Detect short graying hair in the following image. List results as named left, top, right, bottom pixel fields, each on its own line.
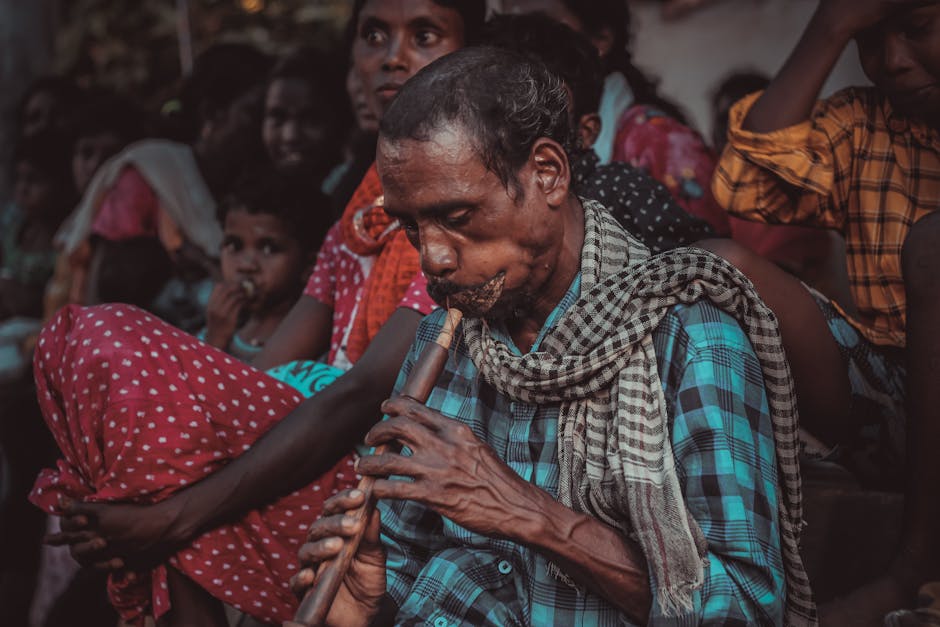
left=379, top=46, right=572, bottom=200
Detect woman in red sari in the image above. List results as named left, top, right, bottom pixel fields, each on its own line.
left=32, top=1, right=484, bottom=625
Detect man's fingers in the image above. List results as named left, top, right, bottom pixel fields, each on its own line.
left=380, top=396, right=450, bottom=431
left=371, top=478, right=424, bottom=503
left=304, top=513, right=363, bottom=544
left=59, top=513, right=90, bottom=532
left=320, top=489, right=365, bottom=517
left=69, top=537, right=109, bottom=562
left=364, top=414, right=437, bottom=450
left=297, top=536, right=344, bottom=568
left=44, top=530, right=97, bottom=546
left=355, top=452, right=422, bottom=479
left=290, top=567, right=316, bottom=597
left=91, top=557, right=125, bottom=572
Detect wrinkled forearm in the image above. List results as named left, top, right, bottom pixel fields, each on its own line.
left=509, top=487, right=652, bottom=624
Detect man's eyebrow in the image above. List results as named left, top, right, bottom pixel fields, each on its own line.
left=385, top=201, right=475, bottom=220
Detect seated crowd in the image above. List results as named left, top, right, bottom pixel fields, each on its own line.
left=1, top=0, right=938, bottom=626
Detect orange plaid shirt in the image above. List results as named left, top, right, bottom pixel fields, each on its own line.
left=713, top=87, right=940, bottom=348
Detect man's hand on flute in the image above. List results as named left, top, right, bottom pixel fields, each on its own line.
left=360, top=396, right=548, bottom=541
left=293, top=489, right=387, bottom=627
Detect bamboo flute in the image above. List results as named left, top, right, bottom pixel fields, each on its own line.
left=287, top=308, right=463, bottom=627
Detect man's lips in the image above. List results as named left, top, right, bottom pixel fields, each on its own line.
left=426, top=272, right=507, bottom=318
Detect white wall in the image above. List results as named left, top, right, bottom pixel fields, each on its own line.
left=629, top=0, right=870, bottom=135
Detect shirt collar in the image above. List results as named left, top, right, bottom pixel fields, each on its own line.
left=491, top=273, right=583, bottom=356
left=884, top=97, right=940, bottom=149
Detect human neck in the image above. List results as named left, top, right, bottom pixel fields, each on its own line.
left=240, top=297, right=295, bottom=346
left=506, top=196, right=585, bottom=353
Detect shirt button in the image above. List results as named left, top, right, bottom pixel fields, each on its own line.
left=433, top=617, right=449, bottom=627
left=497, top=560, right=513, bottom=575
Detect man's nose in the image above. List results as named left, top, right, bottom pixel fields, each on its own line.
left=420, top=232, right=457, bottom=279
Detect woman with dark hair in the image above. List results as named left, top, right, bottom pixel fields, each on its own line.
left=503, top=0, right=731, bottom=235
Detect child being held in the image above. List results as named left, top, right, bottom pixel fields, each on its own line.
left=201, top=167, right=332, bottom=362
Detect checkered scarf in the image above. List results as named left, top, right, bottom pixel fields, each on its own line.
left=462, top=199, right=815, bottom=625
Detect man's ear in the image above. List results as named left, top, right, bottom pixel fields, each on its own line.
left=530, top=138, right=570, bottom=206
left=589, top=26, right=615, bottom=60
left=577, top=113, right=601, bottom=150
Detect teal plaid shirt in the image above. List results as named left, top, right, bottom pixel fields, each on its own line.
left=379, top=275, right=786, bottom=626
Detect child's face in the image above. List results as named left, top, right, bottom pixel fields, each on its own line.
left=73, top=131, right=124, bottom=195
left=13, top=161, right=58, bottom=218
left=220, top=208, right=307, bottom=313
left=262, top=77, right=331, bottom=170
left=856, top=4, right=940, bottom=126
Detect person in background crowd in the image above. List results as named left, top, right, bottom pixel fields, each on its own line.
left=15, top=76, right=84, bottom=141
left=711, top=69, right=853, bottom=305
left=69, top=89, right=147, bottom=197
left=1, top=131, right=76, bottom=321
left=262, top=48, right=350, bottom=188
left=36, top=2, right=484, bottom=625
left=706, top=1, right=940, bottom=623
left=710, top=70, right=770, bottom=154
left=201, top=168, right=333, bottom=362
left=59, top=43, right=272, bottom=333
left=501, top=0, right=730, bottom=236
left=482, top=13, right=713, bottom=253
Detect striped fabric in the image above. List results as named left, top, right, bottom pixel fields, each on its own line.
left=713, top=87, right=940, bottom=349
left=461, top=199, right=813, bottom=625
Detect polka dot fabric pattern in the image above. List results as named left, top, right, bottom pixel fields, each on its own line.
left=29, top=304, right=359, bottom=625
left=304, top=221, right=434, bottom=367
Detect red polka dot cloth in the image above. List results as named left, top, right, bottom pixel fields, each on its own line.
left=29, top=304, right=359, bottom=625
left=304, top=220, right=433, bottom=369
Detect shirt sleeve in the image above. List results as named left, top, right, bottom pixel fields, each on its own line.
left=396, top=270, right=437, bottom=316
left=302, top=221, right=342, bottom=307
left=653, top=303, right=786, bottom=625
left=712, top=88, right=867, bottom=231
left=613, top=105, right=730, bottom=237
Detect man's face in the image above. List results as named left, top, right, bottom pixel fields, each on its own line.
left=378, top=125, right=567, bottom=320
left=352, top=0, right=466, bottom=118
left=857, top=3, right=940, bottom=126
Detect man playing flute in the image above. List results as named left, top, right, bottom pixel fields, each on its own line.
left=297, top=46, right=815, bottom=627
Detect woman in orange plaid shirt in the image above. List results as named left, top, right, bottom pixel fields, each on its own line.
left=704, top=0, right=940, bottom=624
